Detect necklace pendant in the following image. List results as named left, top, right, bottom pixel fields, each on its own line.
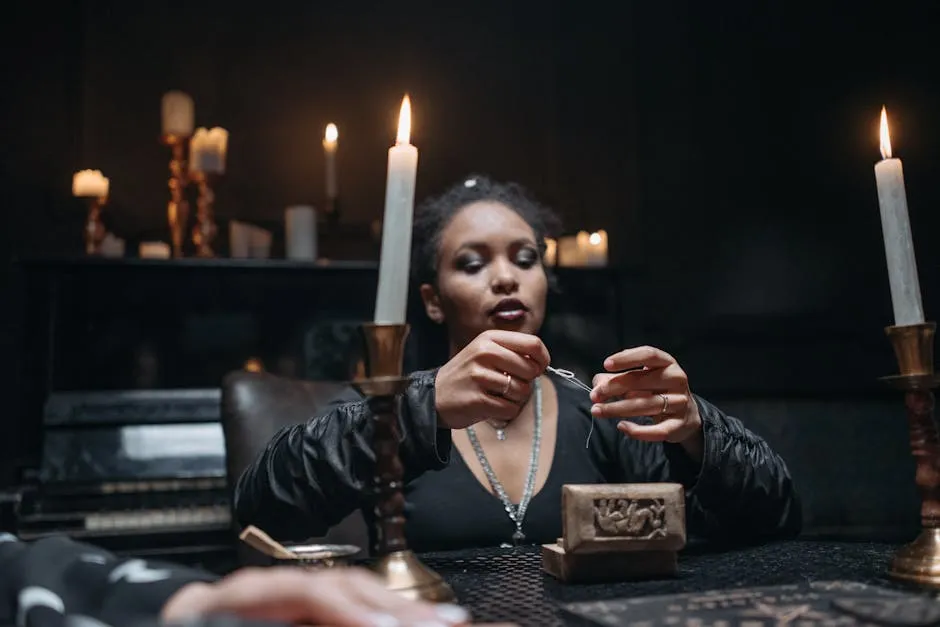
left=495, top=428, right=506, bottom=441
left=512, top=529, right=526, bottom=544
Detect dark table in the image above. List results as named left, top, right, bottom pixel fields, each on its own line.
left=419, top=540, right=916, bottom=626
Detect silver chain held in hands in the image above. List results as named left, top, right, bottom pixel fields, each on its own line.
left=466, top=378, right=542, bottom=546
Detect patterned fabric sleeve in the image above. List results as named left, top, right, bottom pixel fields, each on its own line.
left=0, top=533, right=217, bottom=627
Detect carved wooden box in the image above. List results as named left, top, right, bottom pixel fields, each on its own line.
left=561, top=483, right=686, bottom=554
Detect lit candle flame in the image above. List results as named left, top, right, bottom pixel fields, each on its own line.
left=324, top=123, right=338, bottom=143
left=879, top=106, right=893, bottom=160
left=396, top=95, right=412, bottom=145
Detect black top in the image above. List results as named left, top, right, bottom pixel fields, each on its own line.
left=405, top=377, right=646, bottom=551
left=234, top=370, right=802, bottom=550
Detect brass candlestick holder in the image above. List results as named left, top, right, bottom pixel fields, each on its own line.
left=190, top=171, right=219, bottom=258
left=353, top=323, right=455, bottom=602
left=882, top=322, right=940, bottom=586
left=83, top=195, right=108, bottom=255
left=161, top=133, right=191, bottom=258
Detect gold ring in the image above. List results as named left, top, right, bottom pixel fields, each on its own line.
left=658, top=393, right=669, bottom=416
left=502, top=372, right=513, bottom=397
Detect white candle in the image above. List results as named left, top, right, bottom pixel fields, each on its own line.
left=585, top=230, right=608, bottom=267
left=140, top=241, right=171, bottom=259
left=557, top=235, right=580, bottom=267
left=874, top=106, right=924, bottom=326
left=72, top=169, right=109, bottom=198
left=285, top=205, right=318, bottom=261
left=374, top=95, right=419, bottom=324
left=544, top=238, right=557, bottom=267
left=161, top=91, right=195, bottom=136
left=189, top=127, right=229, bottom=174
left=323, top=123, right=339, bottom=199
left=576, top=230, right=591, bottom=266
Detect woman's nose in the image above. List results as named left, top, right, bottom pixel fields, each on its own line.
left=490, top=260, right=519, bottom=294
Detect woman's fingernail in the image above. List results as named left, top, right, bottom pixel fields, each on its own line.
left=591, top=404, right=603, bottom=416
left=435, top=604, right=470, bottom=623
left=367, top=614, right=401, bottom=627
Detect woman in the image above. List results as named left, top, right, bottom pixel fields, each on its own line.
left=234, top=175, right=801, bottom=552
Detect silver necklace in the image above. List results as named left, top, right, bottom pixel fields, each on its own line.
left=466, top=378, right=542, bottom=546
left=485, top=419, right=509, bottom=440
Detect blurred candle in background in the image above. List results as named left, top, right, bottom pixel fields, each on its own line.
left=585, top=230, right=608, bottom=267
left=72, top=169, right=109, bottom=198
left=161, top=91, right=194, bottom=136
left=323, top=123, right=339, bottom=199
left=190, top=127, right=229, bottom=174
left=544, top=238, right=557, bottom=266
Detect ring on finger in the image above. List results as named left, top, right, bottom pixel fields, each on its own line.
left=501, top=372, right=513, bottom=397
left=657, top=393, right=669, bottom=416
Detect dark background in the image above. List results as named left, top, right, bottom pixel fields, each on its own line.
left=1, top=0, right=938, bottom=535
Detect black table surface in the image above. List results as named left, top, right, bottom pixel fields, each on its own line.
left=418, top=539, right=919, bottom=626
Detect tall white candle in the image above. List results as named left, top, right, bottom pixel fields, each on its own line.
left=189, top=127, right=229, bottom=174
left=374, top=95, right=418, bottom=324
left=323, top=123, right=339, bottom=199
left=874, top=106, right=924, bottom=326
left=161, top=91, right=194, bottom=136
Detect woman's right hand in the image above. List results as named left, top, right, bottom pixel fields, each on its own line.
left=434, top=330, right=551, bottom=429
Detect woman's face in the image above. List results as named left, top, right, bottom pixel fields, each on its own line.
left=420, top=201, right=548, bottom=352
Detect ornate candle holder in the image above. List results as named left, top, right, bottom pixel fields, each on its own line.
left=353, top=323, right=455, bottom=602
left=882, top=322, right=940, bottom=586
left=161, top=133, right=191, bottom=258
left=190, top=171, right=219, bottom=258
left=83, top=195, right=107, bottom=255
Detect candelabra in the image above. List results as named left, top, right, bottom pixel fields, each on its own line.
left=83, top=195, right=108, bottom=255
left=353, top=323, right=455, bottom=602
left=161, top=133, right=191, bottom=258
left=882, top=322, right=940, bottom=586
left=191, top=171, right=219, bottom=258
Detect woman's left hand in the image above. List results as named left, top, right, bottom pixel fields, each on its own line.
left=590, top=346, right=703, bottom=454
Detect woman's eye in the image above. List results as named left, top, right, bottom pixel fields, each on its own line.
left=516, top=249, right=539, bottom=267
left=456, top=256, right=483, bottom=273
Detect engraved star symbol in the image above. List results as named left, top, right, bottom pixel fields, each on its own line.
left=739, top=602, right=831, bottom=626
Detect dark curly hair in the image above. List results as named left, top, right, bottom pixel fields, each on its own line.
left=410, top=174, right=563, bottom=288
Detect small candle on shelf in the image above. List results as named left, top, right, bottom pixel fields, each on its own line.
left=161, top=91, right=195, bottom=137
left=544, top=238, right=557, bottom=267
left=874, top=106, right=924, bottom=326
left=72, top=169, right=109, bottom=198
left=323, top=123, right=339, bottom=199
left=575, top=230, right=591, bottom=266
left=139, top=241, right=171, bottom=259
left=557, top=235, right=579, bottom=267
left=190, top=127, right=229, bottom=174
left=374, top=95, right=419, bottom=324
left=585, top=230, right=608, bottom=267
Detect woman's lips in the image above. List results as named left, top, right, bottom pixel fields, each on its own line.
left=492, top=309, right=526, bottom=322
left=490, top=299, right=528, bottom=322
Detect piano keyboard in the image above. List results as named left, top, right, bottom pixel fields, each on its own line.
left=84, top=505, right=231, bottom=532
